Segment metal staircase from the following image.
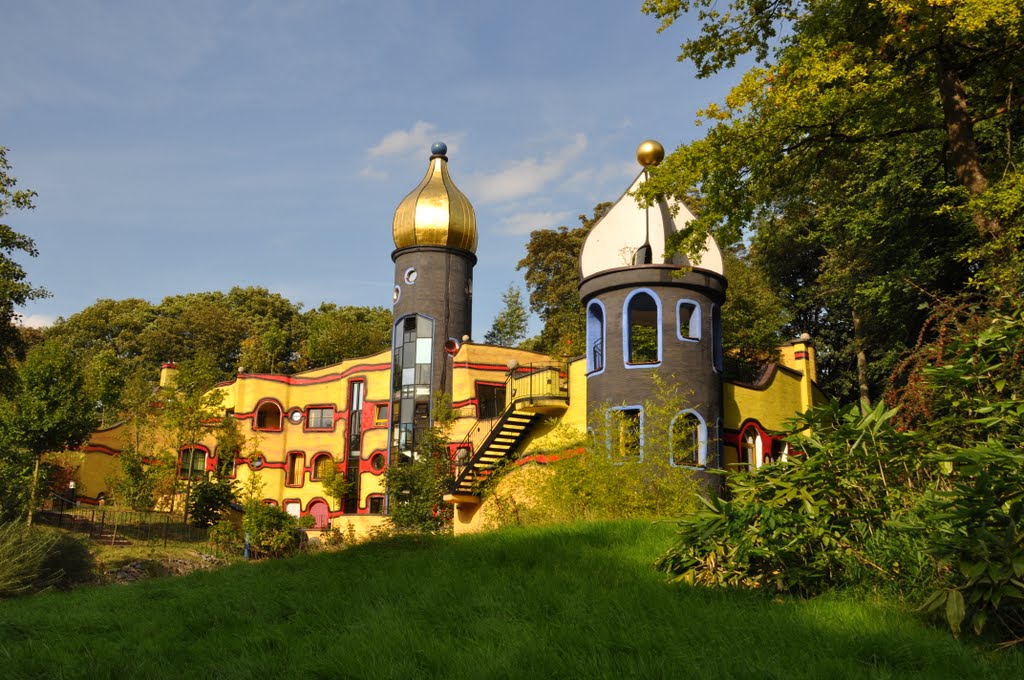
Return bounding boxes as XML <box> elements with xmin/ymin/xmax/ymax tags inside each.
<box><xmin>446</xmin><ymin>361</ymin><xmax>569</xmax><ymax>504</ymax></box>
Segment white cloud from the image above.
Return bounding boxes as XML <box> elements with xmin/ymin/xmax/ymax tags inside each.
<box><xmin>561</xmin><ymin>160</ymin><xmax>637</xmax><ymax>193</ymax></box>
<box><xmin>17</xmin><ymin>314</ymin><xmax>56</xmax><ymax>328</ymax></box>
<box><xmin>470</xmin><ymin>134</ymin><xmax>588</xmax><ymax>204</ymax></box>
<box><xmin>359</xmin><ymin>166</ymin><xmax>388</xmax><ymax>180</ymax></box>
<box><xmin>499</xmin><ymin>210</ymin><xmax>572</xmax><ymax>235</ymax></box>
<box><xmin>367</xmin><ymin>121</ymin><xmax>438</xmax><ymax>159</ymax></box>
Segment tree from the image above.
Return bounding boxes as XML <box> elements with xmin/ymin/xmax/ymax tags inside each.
<box><xmin>0</xmin><ymin>339</ymin><xmax>97</xmax><ymax>523</ymax></box>
<box><xmin>297</xmin><ymin>304</ymin><xmax>392</xmax><ymax>369</ymax></box>
<box><xmin>0</xmin><ymin>147</ymin><xmax>49</xmax><ymax>397</ymax></box>
<box><xmin>384</xmin><ymin>394</ymin><xmax>457</xmax><ymax>533</ymax></box>
<box><xmin>636</xmin><ymin>1</ymin><xmax>1018</xmax><ymax>402</ymax></box>
<box><xmin>720</xmin><ymin>247</ymin><xmax>791</xmax><ymax>365</ymax></box>
<box><xmin>484</xmin><ymin>284</ymin><xmax>529</xmax><ymax>347</ymax></box>
<box><xmin>517</xmin><ymin>203</ymin><xmax>611</xmax><ymax>356</ymax></box>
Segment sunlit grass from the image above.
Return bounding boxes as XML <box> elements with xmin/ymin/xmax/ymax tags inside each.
<box><xmin>1</xmin><ymin>521</ymin><xmax>1020</xmax><ymax>679</ymax></box>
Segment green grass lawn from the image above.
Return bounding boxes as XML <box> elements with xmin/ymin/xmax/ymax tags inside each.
<box><xmin>1</xmin><ymin>521</ymin><xmax>1020</xmax><ymax>679</ymax></box>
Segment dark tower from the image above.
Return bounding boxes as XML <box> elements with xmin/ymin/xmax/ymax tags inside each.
<box><xmin>578</xmin><ymin>141</ymin><xmax>727</xmax><ymax>469</ymax></box>
<box><xmin>389</xmin><ymin>142</ymin><xmax>477</xmax><ymax>463</ymax></box>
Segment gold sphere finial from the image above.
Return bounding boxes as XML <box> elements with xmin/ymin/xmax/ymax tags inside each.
<box><xmin>636</xmin><ymin>139</ymin><xmax>665</xmax><ymax>167</ymax></box>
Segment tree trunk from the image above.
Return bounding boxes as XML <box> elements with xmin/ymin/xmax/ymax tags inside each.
<box><xmin>26</xmin><ymin>457</ymin><xmax>40</xmax><ymax>526</ymax></box>
<box><xmin>852</xmin><ymin>309</ymin><xmax>871</xmax><ymax>412</ymax></box>
<box><xmin>934</xmin><ymin>51</ymin><xmax>1001</xmax><ymax>237</ymax></box>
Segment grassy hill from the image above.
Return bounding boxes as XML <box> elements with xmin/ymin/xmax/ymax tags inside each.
<box><xmin>1</xmin><ymin>521</ymin><xmax>1021</xmax><ymax>679</ymax></box>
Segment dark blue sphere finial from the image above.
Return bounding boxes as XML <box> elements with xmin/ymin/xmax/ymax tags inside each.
<box><xmin>431</xmin><ymin>141</ymin><xmax>447</xmax><ymax>157</ymax></box>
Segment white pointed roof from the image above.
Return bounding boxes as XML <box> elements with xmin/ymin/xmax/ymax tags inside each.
<box><xmin>579</xmin><ymin>171</ymin><xmax>723</xmax><ymax>279</ymax></box>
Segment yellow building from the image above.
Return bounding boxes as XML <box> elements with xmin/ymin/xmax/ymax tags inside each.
<box><xmin>70</xmin><ymin>141</ymin><xmax>824</xmax><ymax>537</ymax></box>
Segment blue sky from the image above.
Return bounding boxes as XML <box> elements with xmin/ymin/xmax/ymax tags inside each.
<box><xmin>2</xmin><ymin>1</ymin><xmax>742</xmax><ymax>336</ymax></box>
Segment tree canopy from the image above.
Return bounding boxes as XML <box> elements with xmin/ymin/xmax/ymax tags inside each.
<box><xmin>638</xmin><ymin>0</ymin><xmax>1024</xmax><ymax>401</ymax></box>
<box><xmin>0</xmin><ymin>147</ymin><xmax>48</xmax><ymax>397</ymax></box>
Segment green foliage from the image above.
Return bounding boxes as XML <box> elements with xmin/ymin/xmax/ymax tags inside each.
<box><xmin>0</xmin><ymin>523</ymin><xmax>92</xmax><ymax>597</ymax></box>
<box><xmin>638</xmin><ymin>0</ymin><xmax>1022</xmax><ymax>402</ymax></box>
<box><xmin>517</xmin><ymin>203</ymin><xmax>611</xmax><ymax>356</ymax></box>
<box><xmin>107</xmin><ymin>447</ymin><xmax>155</xmax><ymax>511</ymax></box>
<box><xmin>527</xmin><ymin>377</ymin><xmax>706</xmax><ymax>523</ymax></box>
<box><xmin>0</xmin><ymin>338</ymin><xmax>97</xmax><ymax>520</ymax></box>
<box><xmin>0</xmin><ymin>146</ymin><xmax>49</xmax><ymax>398</ymax></box>
<box><xmin>910</xmin><ymin>308</ymin><xmax>1024</xmax><ymax>639</ymax></box>
<box><xmin>721</xmin><ymin>247</ymin><xmax>789</xmax><ymax>364</ymax></box>
<box><xmin>208</xmin><ymin>517</ymin><xmax>243</xmax><ymax>555</ymax></box>
<box><xmin>484</xmin><ymin>284</ymin><xmax>529</xmax><ymax>347</ymax></box>
<box><xmin>242</xmin><ymin>502</ymin><xmax>301</xmax><ymax>558</ymax></box>
<box><xmin>297</xmin><ymin>304</ymin><xmax>391</xmax><ymax>369</ymax></box>
<box><xmin>318</xmin><ymin>461</ymin><xmax>352</xmax><ymax>508</ymax></box>
<box><xmin>656</xmin><ymin>401</ymin><xmax>934</xmax><ymax>596</ymax></box>
<box><xmin>0</xmin><ymin>522</ymin><xmax>54</xmax><ymax>597</ymax></box>
<box><xmin>187</xmin><ymin>479</ymin><xmax>237</xmax><ymax>528</ymax></box>
<box><xmin>384</xmin><ymin>394</ymin><xmax>456</xmax><ymax>533</ymax></box>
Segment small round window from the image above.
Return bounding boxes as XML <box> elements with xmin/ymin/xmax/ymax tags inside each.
<box><xmin>288</xmin><ymin>409</ymin><xmax>303</xmax><ymax>424</ymax></box>
<box><xmin>370</xmin><ymin>453</ymin><xmax>386</xmax><ymax>471</ymax></box>
<box><xmin>249</xmin><ymin>455</ymin><xmax>265</xmax><ymax>470</ymax></box>
<box><xmin>392</xmin><ymin>285</ymin><xmax>401</xmax><ymax>304</ymax></box>
<box><xmin>404</xmin><ymin>268</ymin><xmax>418</xmax><ymax>284</ymax></box>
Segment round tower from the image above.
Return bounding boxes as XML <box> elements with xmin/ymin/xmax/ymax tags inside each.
<box><xmin>389</xmin><ymin>142</ymin><xmax>477</xmax><ymax>462</ymax></box>
<box><xmin>578</xmin><ymin>141</ymin><xmax>727</xmax><ymax>469</ymax></box>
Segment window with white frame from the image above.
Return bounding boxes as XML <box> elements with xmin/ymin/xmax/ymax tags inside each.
<box><xmin>607</xmin><ymin>406</ymin><xmax>644</xmax><ymax>462</ymax></box>
<box><xmin>676</xmin><ymin>300</ymin><xmax>701</xmax><ymax>341</ymax></box>
<box><xmin>670</xmin><ymin>410</ymin><xmax>707</xmax><ymax>467</ymax></box>
<box><xmin>624</xmin><ymin>290</ymin><xmax>661</xmax><ymax>366</ymax></box>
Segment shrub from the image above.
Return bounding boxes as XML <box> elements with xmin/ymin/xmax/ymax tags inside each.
<box><xmin>1</xmin><ymin>524</ymin><xmax>93</xmax><ymax>596</ymax></box>
<box><xmin>33</xmin><ymin>527</ymin><xmax>93</xmax><ymax>591</ymax></box>
<box><xmin>209</xmin><ymin>518</ymin><xmax>243</xmax><ymax>556</ymax></box>
<box><xmin>187</xmin><ymin>478</ymin><xmax>237</xmax><ymax>528</ymax></box>
<box><xmin>242</xmin><ymin>503</ymin><xmax>301</xmax><ymax>558</ymax></box>
<box><xmin>656</xmin><ymin>401</ymin><xmax>938</xmax><ymax>597</ymax></box>
<box><xmin>0</xmin><ymin>522</ymin><xmax>54</xmax><ymax>597</ymax></box>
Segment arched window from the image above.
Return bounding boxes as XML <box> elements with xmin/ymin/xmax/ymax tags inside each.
<box><xmin>670</xmin><ymin>410</ymin><xmax>707</xmax><ymax>467</ymax></box>
<box><xmin>623</xmin><ymin>289</ymin><xmax>662</xmax><ymax>367</ymax></box>
<box><xmin>255</xmin><ymin>400</ymin><xmax>283</xmax><ymax>431</ymax></box>
<box><xmin>676</xmin><ymin>300</ymin><xmax>701</xmax><ymax>341</ymax></box>
<box><xmin>310</xmin><ymin>453</ymin><xmax>333</xmax><ymax>481</ymax></box>
<box><xmin>740</xmin><ymin>426</ymin><xmax>763</xmax><ymax>470</ymax></box>
<box><xmin>586</xmin><ymin>300</ymin><xmax>606</xmax><ymax>374</ymax></box>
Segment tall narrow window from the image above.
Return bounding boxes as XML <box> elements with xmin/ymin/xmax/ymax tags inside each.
<box><xmin>670</xmin><ymin>410</ymin><xmax>707</xmax><ymax>467</ymax></box>
<box><xmin>345</xmin><ymin>381</ymin><xmax>364</xmax><ymax>514</ymax></box>
<box><xmin>712</xmin><ymin>304</ymin><xmax>723</xmax><ymax>372</ymax></box>
<box><xmin>676</xmin><ymin>300</ymin><xmax>701</xmax><ymax>341</ymax></box>
<box><xmin>286</xmin><ymin>452</ymin><xmax>304</xmax><ymax>486</ymax></box>
<box><xmin>586</xmin><ymin>301</ymin><xmax>606</xmax><ymax>374</ymax></box>
<box><xmin>624</xmin><ymin>290</ymin><xmax>661</xmax><ymax>366</ymax></box>
<box><xmin>607</xmin><ymin>406</ymin><xmax>643</xmax><ymax>462</ymax></box>
<box><xmin>391</xmin><ymin>315</ymin><xmax>433</xmax><ymax>465</ymax></box>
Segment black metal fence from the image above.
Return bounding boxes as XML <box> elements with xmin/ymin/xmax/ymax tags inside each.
<box><xmin>37</xmin><ymin>500</ymin><xmax>208</xmax><ymax>545</ymax></box>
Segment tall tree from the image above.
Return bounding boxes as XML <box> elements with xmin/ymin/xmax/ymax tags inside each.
<box><xmin>517</xmin><ymin>203</ymin><xmax>612</xmax><ymax>356</ymax></box>
<box><xmin>637</xmin><ymin>0</ymin><xmax>1019</xmax><ymax>401</ymax></box>
<box><xmin>484</xmin><ymin>284</ymin><xmax>529</xmax><ymax>347</ymax></box>
<box><xmin>0</xmin><ymin>147</ymin><xmax>48</xmax><ymax>397</ymax></box>
<box><xmin>0</xmin><ymin>339</ymin><xmax>97</xmax><ymax>523</ymax></box>
<box><xmin>297</xmin><ymin>304</ymin><xmax>392</xmax><ymax>369</ymax></box>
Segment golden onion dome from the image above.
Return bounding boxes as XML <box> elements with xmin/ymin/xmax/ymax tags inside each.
<box><xmin>392</xmin><ymin>142</ymin><xmax>477</xmax><ymax>253</ymax></box>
